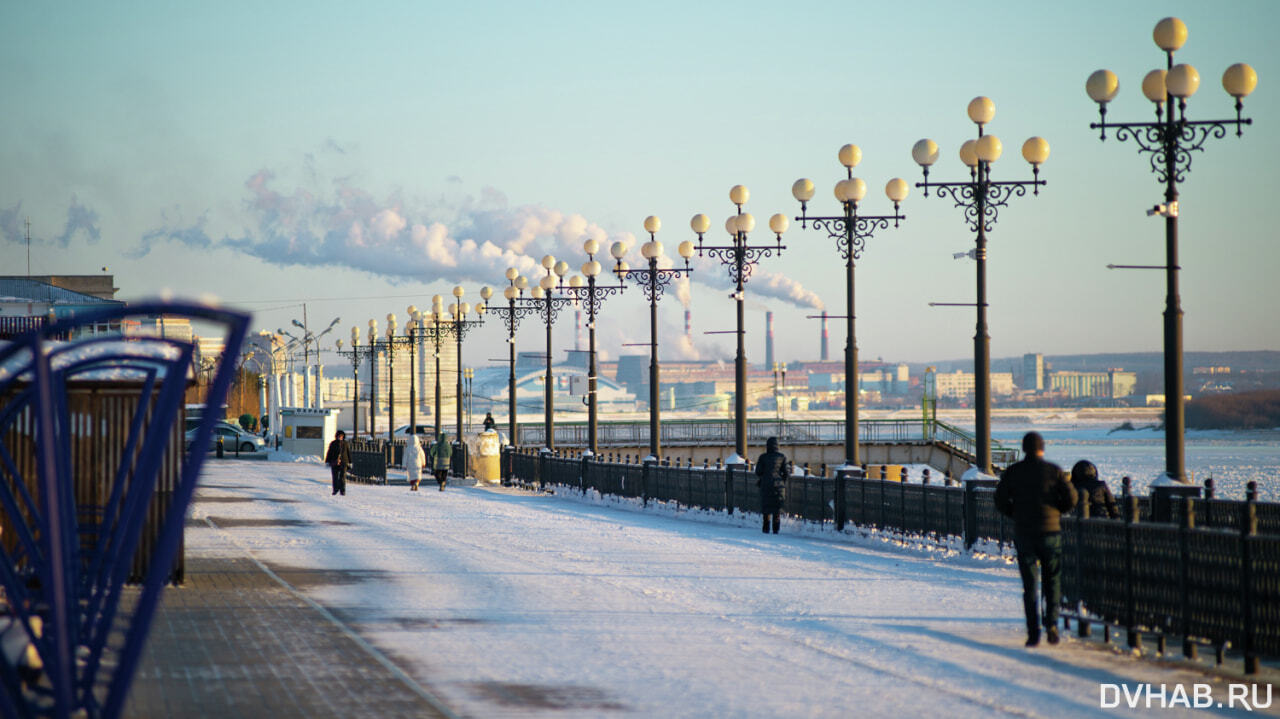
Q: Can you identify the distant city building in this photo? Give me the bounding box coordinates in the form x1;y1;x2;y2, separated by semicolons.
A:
935;370;1014;399
1022;353;1045;391
0;277;124;338
1193;366;1231;375
1047;370;1137;399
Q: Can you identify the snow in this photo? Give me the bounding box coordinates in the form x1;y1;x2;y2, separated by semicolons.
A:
184;460;1267;718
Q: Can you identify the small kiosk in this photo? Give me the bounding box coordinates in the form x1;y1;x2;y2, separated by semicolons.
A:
279;407;340;458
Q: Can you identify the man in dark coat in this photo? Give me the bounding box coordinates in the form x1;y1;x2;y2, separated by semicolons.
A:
482;412;497;432
324;430;351;496
755;437;789;534
995;431;1078;647
1070;460;1119;519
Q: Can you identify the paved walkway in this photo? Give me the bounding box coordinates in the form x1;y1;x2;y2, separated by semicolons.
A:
125;534;457;717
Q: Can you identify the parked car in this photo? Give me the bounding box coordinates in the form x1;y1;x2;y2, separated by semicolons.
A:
392;424;435;441
185;423;266;453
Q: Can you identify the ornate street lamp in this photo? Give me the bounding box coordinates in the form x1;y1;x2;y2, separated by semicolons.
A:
613;217;693;460
366;319;379;435
486;270;539;445
794;145;908;473
557;238;626;456
420;295;450;438
532;256;575;451
691;185;788;464
334;325;373;437
913;97;1049;474
1086;16;1255;484
381;313;414;442
448;286;487;442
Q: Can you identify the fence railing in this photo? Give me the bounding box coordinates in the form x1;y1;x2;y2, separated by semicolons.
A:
504;446;1279;674
513;418;1019;470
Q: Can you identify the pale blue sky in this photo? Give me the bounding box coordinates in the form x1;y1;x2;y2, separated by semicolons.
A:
2;1;1276;368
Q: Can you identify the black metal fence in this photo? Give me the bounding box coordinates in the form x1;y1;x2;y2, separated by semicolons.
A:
504;446;1280;674
348;439;388;484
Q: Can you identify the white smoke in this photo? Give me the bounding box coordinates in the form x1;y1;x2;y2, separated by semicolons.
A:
134;164;826;311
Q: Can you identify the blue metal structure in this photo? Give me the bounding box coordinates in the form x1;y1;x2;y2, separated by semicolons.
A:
0;302;249;719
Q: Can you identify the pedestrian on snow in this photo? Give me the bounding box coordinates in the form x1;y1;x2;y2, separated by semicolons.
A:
405;433;427;491
1070;460;1119;519
755;437;789;534
325;430;351;496
482;412;496;432
995;431;1078;647
431;432;453;491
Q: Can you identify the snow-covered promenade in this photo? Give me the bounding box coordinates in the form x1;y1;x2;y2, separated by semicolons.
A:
132;458;1275;718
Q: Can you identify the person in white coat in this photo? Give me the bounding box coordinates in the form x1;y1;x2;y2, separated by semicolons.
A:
404;434;427;491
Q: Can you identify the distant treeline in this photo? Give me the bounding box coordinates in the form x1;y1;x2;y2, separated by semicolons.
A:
1185;390;1280;430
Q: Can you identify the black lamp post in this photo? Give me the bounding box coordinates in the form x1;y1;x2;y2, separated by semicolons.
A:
691;186;788;464
365;320;379;435
532;256;575;451
334;326;371;438
793;144;908;473
380;313;415;442
1086;16;1255;483
559;239;625;457
913;97;1048;474
447;285;487;442
613;217;692;461
420;295;450;439
487;271;539;445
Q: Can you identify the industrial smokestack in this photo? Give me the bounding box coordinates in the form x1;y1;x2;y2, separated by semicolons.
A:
575;309;582;351
820;310;829;361
684;309;691;338
765;311;774;368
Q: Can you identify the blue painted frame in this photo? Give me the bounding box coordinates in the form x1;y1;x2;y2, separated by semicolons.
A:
0;301;248;719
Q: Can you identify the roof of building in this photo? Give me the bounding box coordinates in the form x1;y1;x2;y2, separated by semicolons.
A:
0;278;124;308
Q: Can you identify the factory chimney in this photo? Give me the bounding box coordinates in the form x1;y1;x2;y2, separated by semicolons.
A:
820;310;829;361
684;309;691;338
765;311;775;368
575;309;582;351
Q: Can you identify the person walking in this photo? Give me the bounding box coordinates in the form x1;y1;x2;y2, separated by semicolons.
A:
1070;460;1119;519
431;432;453;491
482;412;496;432
324;429;351;496
995;431;1078;647
754;437;789;534
405;432;426;492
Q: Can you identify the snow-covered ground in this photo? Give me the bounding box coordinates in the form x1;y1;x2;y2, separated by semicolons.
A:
186;459;1274;718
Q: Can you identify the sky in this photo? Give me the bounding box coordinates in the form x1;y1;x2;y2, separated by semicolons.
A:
2;1;1277;370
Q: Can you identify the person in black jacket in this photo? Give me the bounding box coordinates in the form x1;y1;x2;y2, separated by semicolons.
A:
1070;460;1119;519
994;431;1078;647
324;430;351;496
755;437;788;534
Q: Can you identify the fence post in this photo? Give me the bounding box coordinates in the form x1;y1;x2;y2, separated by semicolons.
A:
834;468;848;531
580;454;588;494
1242;481;1258;675
1077;498;1091;638
725;463;734;516
1123;478;1142;650
963;479;979;551
1204;478;1215;527
642;458;652;508
1179;496;1196;659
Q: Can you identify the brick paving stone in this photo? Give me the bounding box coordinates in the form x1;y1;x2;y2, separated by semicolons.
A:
124;554;455;718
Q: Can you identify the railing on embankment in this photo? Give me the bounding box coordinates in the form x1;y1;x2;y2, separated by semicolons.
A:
504;447;1280;675
514;417;1018;473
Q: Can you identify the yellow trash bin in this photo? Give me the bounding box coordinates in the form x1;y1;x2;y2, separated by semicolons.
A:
475;430;502;484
